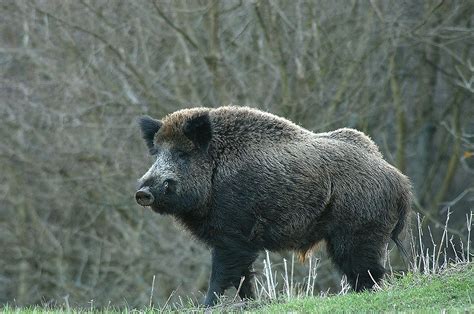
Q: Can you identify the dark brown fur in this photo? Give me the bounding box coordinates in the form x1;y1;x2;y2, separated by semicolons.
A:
136;106;413;306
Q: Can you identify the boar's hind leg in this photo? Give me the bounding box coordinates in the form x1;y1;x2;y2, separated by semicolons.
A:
234;268;255;301
204;247;258;306
326;230;386;292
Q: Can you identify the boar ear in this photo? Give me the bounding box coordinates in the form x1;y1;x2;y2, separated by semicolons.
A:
183;113;212;151
138;115;162;152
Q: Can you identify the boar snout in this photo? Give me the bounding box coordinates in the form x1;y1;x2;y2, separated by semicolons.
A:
135;187;154;206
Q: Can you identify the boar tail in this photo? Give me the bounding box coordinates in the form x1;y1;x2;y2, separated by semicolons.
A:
391;192;411;265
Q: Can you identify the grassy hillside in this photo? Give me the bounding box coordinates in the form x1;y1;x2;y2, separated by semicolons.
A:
2;263;472;313
257;263;473;313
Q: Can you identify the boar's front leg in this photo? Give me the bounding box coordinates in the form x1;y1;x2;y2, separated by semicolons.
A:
204;247;258;306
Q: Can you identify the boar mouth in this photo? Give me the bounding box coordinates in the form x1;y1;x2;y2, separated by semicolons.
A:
149;203;171;215
150;205;164;214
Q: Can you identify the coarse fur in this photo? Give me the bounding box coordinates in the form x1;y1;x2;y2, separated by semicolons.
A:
136;106;413;306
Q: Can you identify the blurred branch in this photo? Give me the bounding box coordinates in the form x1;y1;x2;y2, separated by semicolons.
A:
390;54;406;172
413;196;467;242
151;1;199;50
32;6;151;98
369;0;384;21
206;0;223;104
78;0;116;29
254;4;271;43
411;0;445;34
433;101;462;208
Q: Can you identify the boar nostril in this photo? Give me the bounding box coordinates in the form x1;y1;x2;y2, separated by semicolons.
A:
135;187;154;206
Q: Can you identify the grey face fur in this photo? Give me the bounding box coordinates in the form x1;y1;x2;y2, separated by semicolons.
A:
136;114;214;215
138;145;177;187
136;147;176;205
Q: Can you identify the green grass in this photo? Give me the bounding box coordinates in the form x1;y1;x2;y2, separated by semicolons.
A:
2;263;473;313
257;263;473;313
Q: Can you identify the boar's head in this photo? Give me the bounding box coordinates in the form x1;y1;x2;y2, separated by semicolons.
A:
135;110;213;215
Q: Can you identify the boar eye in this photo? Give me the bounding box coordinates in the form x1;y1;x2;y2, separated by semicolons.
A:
163;179;176;194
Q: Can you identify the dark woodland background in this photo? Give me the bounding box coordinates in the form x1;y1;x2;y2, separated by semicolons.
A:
0;0;473;307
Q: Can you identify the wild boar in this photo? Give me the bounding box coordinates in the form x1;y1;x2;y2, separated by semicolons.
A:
135;106;412;306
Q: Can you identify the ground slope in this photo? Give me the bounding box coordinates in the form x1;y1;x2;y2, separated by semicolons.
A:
257;263;473;313
2;263;472;313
